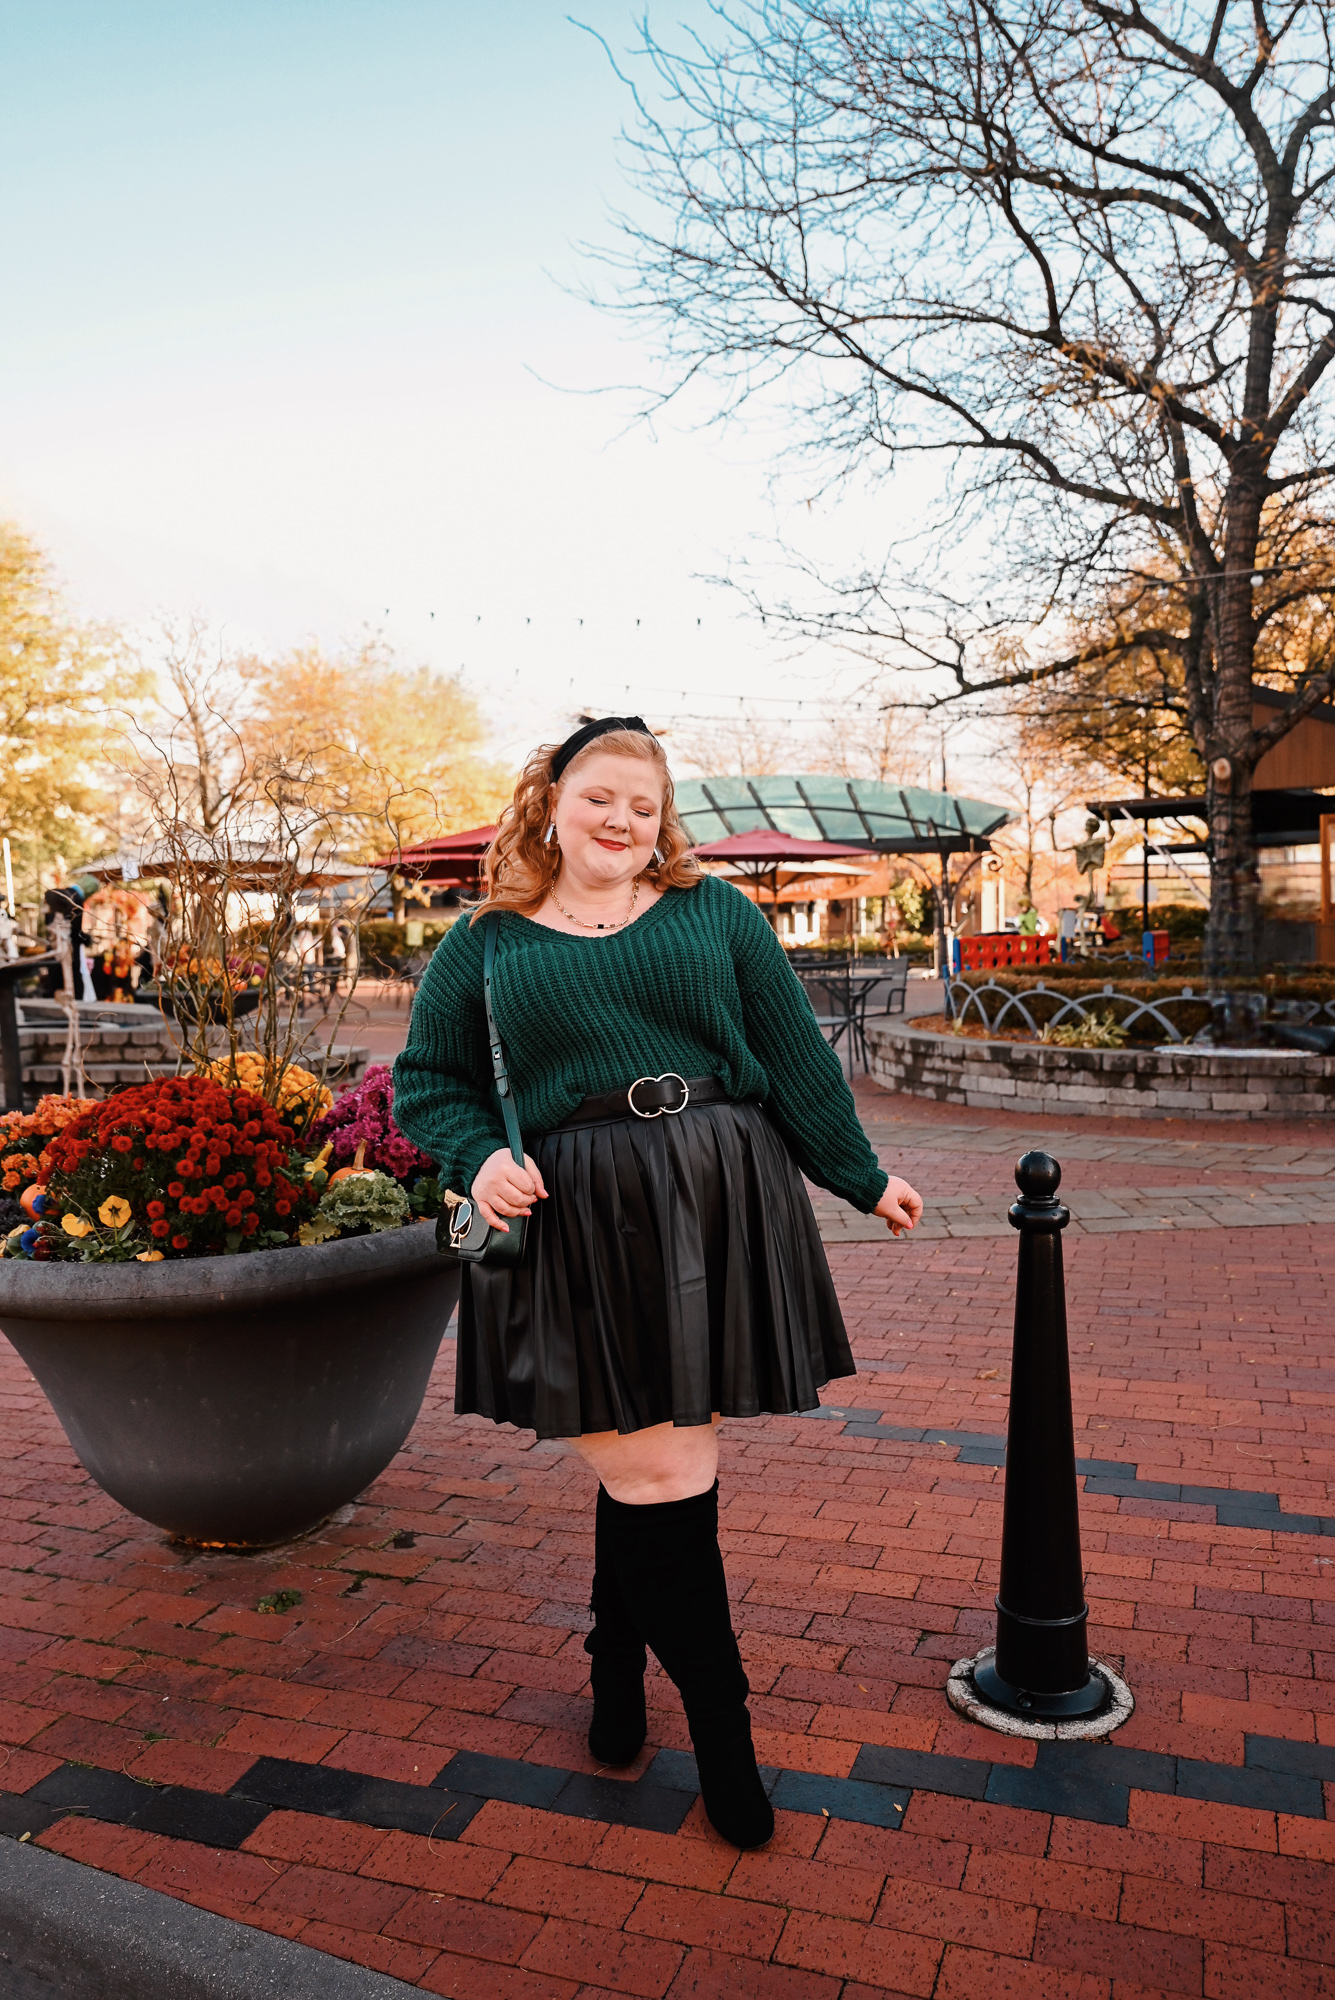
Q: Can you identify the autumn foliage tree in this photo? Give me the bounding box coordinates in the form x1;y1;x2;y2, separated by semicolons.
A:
0;523;128;892
240;642;510;860
603;0;1335;972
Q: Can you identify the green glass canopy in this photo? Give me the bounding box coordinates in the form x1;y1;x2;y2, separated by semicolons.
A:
675;776;1012;855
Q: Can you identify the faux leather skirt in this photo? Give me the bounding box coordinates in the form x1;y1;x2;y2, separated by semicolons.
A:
455;1081;856;1439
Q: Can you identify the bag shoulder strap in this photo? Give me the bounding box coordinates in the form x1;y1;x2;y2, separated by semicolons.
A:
482;915;525;1167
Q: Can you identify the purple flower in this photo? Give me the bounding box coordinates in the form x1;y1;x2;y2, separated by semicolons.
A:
307;1066;433;1184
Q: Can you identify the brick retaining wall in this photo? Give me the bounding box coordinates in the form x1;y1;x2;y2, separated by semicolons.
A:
866;1019;1335;1119
16;1008;372;1104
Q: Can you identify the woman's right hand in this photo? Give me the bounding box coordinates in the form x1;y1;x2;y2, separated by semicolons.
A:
471;1148;548;1229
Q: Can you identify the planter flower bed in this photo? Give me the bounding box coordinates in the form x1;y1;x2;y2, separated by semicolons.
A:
0;1065;440;1265
0;1065;458;1545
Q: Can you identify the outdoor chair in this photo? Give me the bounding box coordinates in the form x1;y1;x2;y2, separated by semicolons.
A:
851;962;910;1069
793;967;856;1072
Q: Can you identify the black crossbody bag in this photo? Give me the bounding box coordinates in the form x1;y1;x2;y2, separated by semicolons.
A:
435;915;529;1266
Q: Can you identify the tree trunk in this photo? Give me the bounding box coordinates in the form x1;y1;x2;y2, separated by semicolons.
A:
1204;770;1258;978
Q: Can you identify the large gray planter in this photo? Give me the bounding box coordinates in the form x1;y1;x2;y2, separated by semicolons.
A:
0;1222;459;1547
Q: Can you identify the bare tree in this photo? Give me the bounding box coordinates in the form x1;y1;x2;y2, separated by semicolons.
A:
670;711;801;774
601;0;1335;971
670;696;926;778
132;616;249;835
811;701;927;782
989;710;1087;904
112;716;408;1107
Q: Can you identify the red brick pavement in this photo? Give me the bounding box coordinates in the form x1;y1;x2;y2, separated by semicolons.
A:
2;1116;1334;1994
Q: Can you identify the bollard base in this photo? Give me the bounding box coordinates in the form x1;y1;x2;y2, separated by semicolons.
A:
974;1657;1107;1719
947;1648;1135;1742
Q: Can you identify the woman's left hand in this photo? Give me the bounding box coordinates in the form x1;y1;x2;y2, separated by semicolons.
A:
874;1176;923;1237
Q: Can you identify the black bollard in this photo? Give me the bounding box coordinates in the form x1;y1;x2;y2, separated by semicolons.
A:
972;1150;1106;1719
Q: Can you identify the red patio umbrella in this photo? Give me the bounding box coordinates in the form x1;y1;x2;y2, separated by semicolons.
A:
372;825;498;886
690;828;876;924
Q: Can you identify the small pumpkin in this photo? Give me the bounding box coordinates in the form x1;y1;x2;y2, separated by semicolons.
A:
328;1140;375;1185
19;1185;49;1220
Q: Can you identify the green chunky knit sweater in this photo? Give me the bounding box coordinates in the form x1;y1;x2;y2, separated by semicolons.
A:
392;874;889;1212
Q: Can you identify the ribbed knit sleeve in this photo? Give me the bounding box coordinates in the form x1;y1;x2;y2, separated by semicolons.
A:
391;918;509;1195
722;888;889;1213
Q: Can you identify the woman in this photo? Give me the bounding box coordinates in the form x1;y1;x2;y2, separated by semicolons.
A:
393;716;923;1850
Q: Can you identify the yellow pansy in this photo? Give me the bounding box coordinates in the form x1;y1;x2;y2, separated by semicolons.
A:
98;1196;133;1229
135;1249;164;1262
61;1214;93;1238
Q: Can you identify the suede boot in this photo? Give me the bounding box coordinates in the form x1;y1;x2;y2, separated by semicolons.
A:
584;1531;648;1766
596;1480;774;1850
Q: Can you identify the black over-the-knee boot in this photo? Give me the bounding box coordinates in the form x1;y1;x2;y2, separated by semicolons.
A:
595;1480;774;1850
584;1517;648;1766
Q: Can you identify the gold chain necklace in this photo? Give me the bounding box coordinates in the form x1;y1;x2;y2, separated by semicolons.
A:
550;878;640;932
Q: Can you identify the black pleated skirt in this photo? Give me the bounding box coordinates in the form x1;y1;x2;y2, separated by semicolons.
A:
455;1096;856;1439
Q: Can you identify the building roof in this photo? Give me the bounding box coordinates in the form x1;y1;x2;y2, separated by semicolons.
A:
1088;787;1335;848
674;777;1012;854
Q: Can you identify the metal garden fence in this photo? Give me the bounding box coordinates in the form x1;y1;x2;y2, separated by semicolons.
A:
943;979;1335;1044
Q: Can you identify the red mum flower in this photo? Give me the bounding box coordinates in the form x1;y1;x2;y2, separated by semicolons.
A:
167;1182;183;1197
171;1234;189;1249
111;1134;133;1153
146;1201;165;1219
151;1219;170;1238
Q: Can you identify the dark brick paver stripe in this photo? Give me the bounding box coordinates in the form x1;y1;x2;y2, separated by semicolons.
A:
2;1082;1333;1994
801;1410;1335;1534
6;1719;1328;1854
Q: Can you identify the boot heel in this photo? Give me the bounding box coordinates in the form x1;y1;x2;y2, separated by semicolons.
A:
690;1712;774;1850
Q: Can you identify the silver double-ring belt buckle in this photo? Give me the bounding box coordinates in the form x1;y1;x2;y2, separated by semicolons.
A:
628;1072;691;1119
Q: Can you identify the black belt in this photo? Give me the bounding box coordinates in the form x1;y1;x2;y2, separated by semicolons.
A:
554;1073;730;1131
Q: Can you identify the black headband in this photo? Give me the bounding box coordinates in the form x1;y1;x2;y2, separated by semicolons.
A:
550;714;653;782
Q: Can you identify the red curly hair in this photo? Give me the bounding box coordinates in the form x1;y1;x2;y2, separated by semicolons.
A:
471;727;699;922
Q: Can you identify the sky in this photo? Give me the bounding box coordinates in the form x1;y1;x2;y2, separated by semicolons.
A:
0;0;929;772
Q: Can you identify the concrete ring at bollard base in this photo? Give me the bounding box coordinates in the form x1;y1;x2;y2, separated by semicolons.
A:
947;1647;1135;1742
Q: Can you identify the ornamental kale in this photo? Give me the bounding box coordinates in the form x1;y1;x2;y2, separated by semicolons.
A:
306;1066;433;1187
297;1171;411;1243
